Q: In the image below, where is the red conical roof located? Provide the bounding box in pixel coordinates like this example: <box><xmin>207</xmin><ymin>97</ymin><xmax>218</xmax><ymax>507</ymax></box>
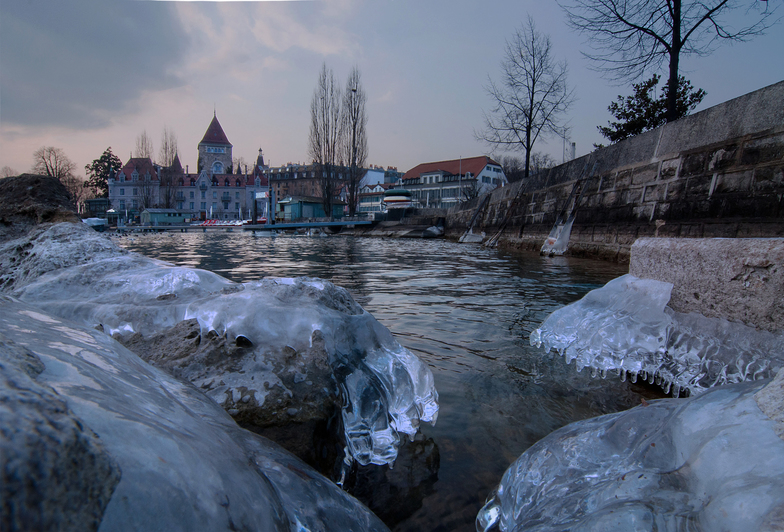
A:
<box><xmin>199</xmin><ymin>113</ymin><xmax>232</xmax><ymax>147</ymax></box>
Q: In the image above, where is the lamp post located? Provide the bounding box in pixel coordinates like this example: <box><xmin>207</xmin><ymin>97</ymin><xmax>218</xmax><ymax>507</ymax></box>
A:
<box><xmin>459</xmin><ymin>156</ymin><xmax>462</xmax><ymax>206</ymax></box>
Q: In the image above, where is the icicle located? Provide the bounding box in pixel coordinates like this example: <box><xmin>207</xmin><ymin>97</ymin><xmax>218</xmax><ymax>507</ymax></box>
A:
<box><xmin>630</xmin><ymin>372</ymin><xmax>638</xmax><ymax>383</ymax></box>
<box><xmin>590</xmin><ymin>367</ymin><xmax>598</xmax><ymax>378</ymax></box>
<box><xmin>620</xmin><ymin>370</ymin><xmax>627</xmax><ymax>383</ymax></box>
<box><xmin>671</xmin><ymin>383</ymin><xmax>681</xmax><ymax>397</ymax></box>
<box><xmin>662</xmin><ymin>380</ymin><xmax>671</xmax><ymax>395</ymax></box>
<box><xmin>600</xmin><ymin>369</ymin><xmax>607</xmax><ymax>380</ymax></box>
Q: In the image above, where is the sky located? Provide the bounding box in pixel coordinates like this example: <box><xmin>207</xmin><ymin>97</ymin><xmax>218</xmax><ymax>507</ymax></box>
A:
<box><xmin>1</xmin><ymin>0</ymin><xmax>782</xmax><ymax>178</ymax></box>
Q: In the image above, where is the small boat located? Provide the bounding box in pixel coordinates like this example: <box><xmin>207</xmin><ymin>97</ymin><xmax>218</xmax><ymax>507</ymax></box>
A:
<box><xmin>382</xmin><ymin>189</ymin><xmax>412</xmax><ymax>211</ymax></box>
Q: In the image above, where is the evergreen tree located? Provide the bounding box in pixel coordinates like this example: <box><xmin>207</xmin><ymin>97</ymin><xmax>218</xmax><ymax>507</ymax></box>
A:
<box><xmin>598</xmin><ymin>75</ymin><xmax>705</xmax><ymax>143</ymax></box>
<box><xmin>84</xmin><ymin>147</ymin><xmax>122</xmax><ymax>198</ymax></box>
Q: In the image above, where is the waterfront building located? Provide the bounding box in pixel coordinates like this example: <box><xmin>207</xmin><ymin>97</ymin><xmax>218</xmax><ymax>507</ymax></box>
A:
<box><xmin>357</xmin><ymin>183</ymin><xmax>393</xmax><ymax>214</ymax></box>
<box><xmin>401</xmin><ymin>156</ymin><xmax>507</xmax><ymax>208</ymax></box>
<box><xmin>107</xmin><ymin>114</ymin><xmax>270</xmax><ymax>223</ymax></box>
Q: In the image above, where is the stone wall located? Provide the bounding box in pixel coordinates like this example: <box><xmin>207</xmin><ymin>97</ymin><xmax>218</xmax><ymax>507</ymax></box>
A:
<box><xmin>446</xmin><ymin>80</ymin><xmax>784</xmax><ymax>262</ymax></box>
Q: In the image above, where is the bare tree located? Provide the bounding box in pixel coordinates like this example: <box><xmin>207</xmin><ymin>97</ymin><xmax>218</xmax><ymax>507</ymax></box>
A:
<box><xmin>158</xmin><ymin>126</ymin><xmax>179</xmax><ymax>167</ymax></box>
<box><xmin>461</xmin><ymin>180</ymin><xmax>480</xmax><ymax>202</ymax></box>
<box><xmin>61</xmin><ymin>173</ymin><xmax>89</xmax><ymax>207</ymax></box>
<box><xmin>340</xmin><ymin>66</ymin><xmax>369</xmax><ymax>217</ymax></box>
<box><xmin>530</xmin><ymin>152</ymin><xmax>556</xmax><ymax>176</ymax></box>
<box><xmin>309</xmin><ymin>63</ymin><xmax>342</xmax><ymax>220</ymax></box>
<box><xmin>559</xmin><ymin>0</ymin><xmax>778</xmax><ymax>122</ymax></box>
<box><xmin>32</xmin><ymin>146</ymin><xmax>77</xmax><ymax>181</ymax></box>
<box><xmin>479</xmin><ymin>16</ymin><xmax>573</xmax><ymax>179</ymax></box>
<box><xmin>1</xmin><ymin>166</ymin><xmax>18</xmax><ymax>178</ymax></box>
<box><xmin>135</xmin><ymin>130</ymin><xmax>155</xmax><ymax>160</ymax></box>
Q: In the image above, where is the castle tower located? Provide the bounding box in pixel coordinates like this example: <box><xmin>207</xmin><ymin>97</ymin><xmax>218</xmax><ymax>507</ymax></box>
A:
<box><xmin>197</xmin><ymin>112</ymin><xmax>233</xmax><ymax>175</ymax></box>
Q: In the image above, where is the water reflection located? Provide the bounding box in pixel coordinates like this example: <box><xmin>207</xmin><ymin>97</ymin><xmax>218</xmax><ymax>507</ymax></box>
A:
<box><xmin>119</xmin><ymin>232</ymin><xmax>659</xmax><ymax>532</ymax></box>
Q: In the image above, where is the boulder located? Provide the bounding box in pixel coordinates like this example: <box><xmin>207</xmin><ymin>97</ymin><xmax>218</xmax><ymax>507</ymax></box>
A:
<box><xmin>0</xmin><ymin>329</ymin><xmax>120</xmax><ymax>532</ymax></box>
<box><xmin>0</xmin><ymin>174</ymin><xmax>79</xmax><ymax>243</ymax></box>
<box><xmin>4</xmin><ymin>222</ymin><xmax>438</xmax><ymax>468</ymax></box>
<box><xmin>478</xmin><ymin>375</ymin><xmax>784</xmax><ymax>532</ymax></box>
<box><xmin>0</xmin><ymin>294</ymin><xmax>389</xmax><ymax>531</ymax></box>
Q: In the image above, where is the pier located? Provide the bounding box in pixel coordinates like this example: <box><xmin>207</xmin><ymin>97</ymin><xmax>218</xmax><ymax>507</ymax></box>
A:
<box><xmin>113</xmin><ymin>220</ymin><xmax>373</xmax><ymax>233</ymax></box>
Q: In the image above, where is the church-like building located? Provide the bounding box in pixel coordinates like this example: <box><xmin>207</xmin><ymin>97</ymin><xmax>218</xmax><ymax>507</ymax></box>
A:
<box><xmin>107</xmin><ymin>113</ymin><xmax>270</xmax><ymax>222</ymax></box>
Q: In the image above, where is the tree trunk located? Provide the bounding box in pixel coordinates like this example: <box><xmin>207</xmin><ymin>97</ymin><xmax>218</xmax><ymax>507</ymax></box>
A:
<box><xmin>666</xmin><ymin>0</ymin><xmax>682</xmax><ymax>123</ymax></box>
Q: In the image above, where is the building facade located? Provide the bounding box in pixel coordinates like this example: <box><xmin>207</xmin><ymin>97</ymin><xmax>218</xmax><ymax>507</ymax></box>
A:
<box><xmin>107</xmin><ymin>114</ymin><xmax>270</xmax><ymax>223</ymax></box>
<box><xmin>401</xmin><ymin>156</ymin><xmax>507</xmax><ymax>209</ymax></box>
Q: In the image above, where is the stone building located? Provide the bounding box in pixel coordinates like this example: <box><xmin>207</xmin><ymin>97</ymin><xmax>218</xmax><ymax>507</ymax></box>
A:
<box><xmin>107</xmin><ymin>114</ymin><xmax>270</xmax><ymax>222</ymax></box>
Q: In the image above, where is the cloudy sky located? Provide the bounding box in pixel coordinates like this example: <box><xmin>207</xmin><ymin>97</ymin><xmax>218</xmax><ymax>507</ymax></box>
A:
<box><xmin>1</xmin><ymin>0</ymin><xmax>781</xmax><ymax>177</ymax></box>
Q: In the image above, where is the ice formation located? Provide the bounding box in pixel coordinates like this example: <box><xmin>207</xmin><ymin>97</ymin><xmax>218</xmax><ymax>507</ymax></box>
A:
<box><xmin>530</xmin><ymin>274</ymin><xmax>784</xmax><ymax>396</ymax></box>
<box><xmin>0</xmin><ymin>294</ymin><xmax>389</xmax><ymax>531</ymax></box>
<box><xmin>7</xmin><ymin>223</ymin><xmax>438</xmax><ymax>467</ymax></box>
<box><xmin>477</xmin><ymin>376</ymin><xmax>784</xmax><ymax>531</ymax></box>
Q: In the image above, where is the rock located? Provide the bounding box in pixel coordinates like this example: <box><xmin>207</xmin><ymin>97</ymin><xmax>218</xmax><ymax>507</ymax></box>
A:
<box><xmin>478</xmin><ymin>377</ymin><xmax>784</xmax><ymax>532</ymax></box>
<box><xmin>5</xmin><ymin>222</ymin><xmax>438</xmax><ymax>468</ymax></box>
<box><xmin>0</xmin><ymin>327</ymin><xmax>121</xmax><ymax>532</ymax></box>
<box><xmin>0</xmin><ymin>174</ymin><xmax>79</xmax><ymax>244</ymax></box>
<box><xmin>0</xmin><ymin>294</ymin><xmax>389</xmax><ymax>531</ymax></box>
<box><xmin>630</xmin><ymin>237</ymin><xmax>784</xmax><ymax>332</ymax></box>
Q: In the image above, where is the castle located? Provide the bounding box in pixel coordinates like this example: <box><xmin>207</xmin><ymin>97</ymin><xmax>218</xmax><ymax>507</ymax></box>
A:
<box><xmin>107</xmin><ymin>113</ymin><xmax>270</xmax><ymax>222</ymax></box>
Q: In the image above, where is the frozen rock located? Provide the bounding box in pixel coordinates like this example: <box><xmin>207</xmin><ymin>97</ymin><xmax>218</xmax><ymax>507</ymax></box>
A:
<box><xmin>0</xmin><ymin>329</ymin><xmax>120</xmax><ymax>532</ymax></box>
<box><xmin>4</xmin><ymin>222</ymin><xmax>438</xmax><ymax>467</ymax></box>
<box><xmin>477</xmin><ymin>375</ymin><xmax>784</xmax><ymax>532</ymax></box>
<box><xmin>530</xmin><ymin>274</ymin><xmax>784</xmax><ymax>396</ymax></box>
<box><xmin>0</xmin><ymin>294</ymin><xmax>389</xmax><ymax>531</ymax></box>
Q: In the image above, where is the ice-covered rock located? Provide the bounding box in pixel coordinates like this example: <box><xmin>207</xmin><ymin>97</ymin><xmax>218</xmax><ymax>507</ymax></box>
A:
<box><xmin>0</xmin><ymin>293</ymin><xmax>389</xmax><ymax>531</ymax></box>
<box><xmin>0</xmin><ymin>330</ymin><xmax>121</xmax><ymax>532</ymax></box>
<box><xmin>3</xmin><ymin>222</ymin><xmax>438</xmax><ymax>467</ymax></box>
<box><xmin>477</xmin><ymin>375</ymin><xmax>784</xmax><ymax>532</ymax></box>
<box><xmin>530</xmin><ymin>274</ymin><xmax>784</xmax><ymax>396</ymax></box>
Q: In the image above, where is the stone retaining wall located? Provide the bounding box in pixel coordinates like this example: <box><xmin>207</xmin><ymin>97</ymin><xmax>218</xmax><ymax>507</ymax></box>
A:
<box><xmin>446</xmin><ymin>81</ymin><xmax>784</xmax><ymax>262</ymax></box>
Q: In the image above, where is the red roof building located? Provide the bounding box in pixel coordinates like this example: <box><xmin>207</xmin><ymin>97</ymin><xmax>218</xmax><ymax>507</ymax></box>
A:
<box><xmin>401</xmin><ymin>156</ymin><xmax>507</xmax><ymax>208</ymax></box>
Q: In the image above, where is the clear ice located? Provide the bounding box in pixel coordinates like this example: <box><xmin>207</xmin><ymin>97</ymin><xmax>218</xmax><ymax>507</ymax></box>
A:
<box><xmin>476</xmin><ymin>377</ymin><xmax>784</xmax><ymax>531</ymax></box>
<box><xmin>8</xmin><ymin>223</ymin><xmax>438</xmax><ymax>468</ymax></box>
<box><xmin>530</xmin><ymin>274</ymin><xmax>784</xmax><ymax>396</ymax></box>
<box><xmin>0</xmin><ymin>294</ymin><xmax>390</xmax><ymax>531</ymax></box>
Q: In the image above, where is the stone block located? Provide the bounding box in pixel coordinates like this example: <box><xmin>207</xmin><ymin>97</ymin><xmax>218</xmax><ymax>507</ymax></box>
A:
<box><xmin>632</xmin><ymin>204</ymin><xmax>653</xmax><ymax>221</ymax></box>
<box><xmin>601</xmin><ymin>191</ymin><xmax>617</xmax><ymax>207</ymax></box>
<box><xmin>681</xmin><ymin>152</ymin><xmax>708</xmax><ymax>177</ymax></box>
<box><xmin>707</xmin><ymin>145</ymin><xmax>739</xmax><ymax>172</ymax></box>
<box><xmin>715</xmin><ymin>171</ymin><xmax>753</xmax><ymax>194</ymax></box>
<box><xmin>665</xmin><ymin>178</ymin><xmax>687</xmax><ymax>200</ymax></box>
<box><xmin>741</xmin><ymin>134</ymin><xmax>784</xmax><ymax>166</ymax></box>
<box><xmin>644</xmin><ymin>184</ymin><xmax>667</xmax><ymax>202</ymax></box>
<box><xmin>754</xmin><ymin>166</ymin><xmax>784</xmax><ymax>193</ymax></box>
<box><xmin>613</xmin><ymin>170</ymin><xmax>632</xmax><ymax>189</ymax></box>
<box><xmin>630</xmin><ymin>237</ymin><xmax>784</xmax><ymax>332</ymax></box>
<box><xmin>631</xmin><ymin>163</ymin><xmax>659</xmax><ymax>185</ymax></box>
<box><xmin>686</xmin><ymin>174</ymin><xmax>714</xmax><ymax>196</ymax></box>
<box><xmin>702</xmin><ymin>223</ymin><xmax>738</xmax><ymax>238</ymax></box>
<box><xmin>660</xmin><ymin>158</ymin><xmax>680</xmax><ymax>179</ymax></box>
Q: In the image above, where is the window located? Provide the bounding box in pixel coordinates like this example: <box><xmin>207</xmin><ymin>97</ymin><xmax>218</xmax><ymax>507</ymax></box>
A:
<box><xmin>132</xmin><ymin>200</ymin><xmax>138</xmax><ymax>209</ymax></box>
<box><xmin>212</xmin><ymin>202</ymin><xmax>217</xmax><ymax>210</ymax></box>
<box><xmin>190</xmin><ymin>191</ymin><xmax>194</xmax><ymax>199</ymax></box>
<box><xmin>235</xmin><ymin>192</ymin><xmax>240</xmax><ymax>199</ymax></box>
<box><xmin>119</xmin><ymin>200</ymin><xmax>125</xmax><ymax>210</ymax></box>
<box><xmin>212</xmin><ymin>161</ymin><xmax>223</xmax><ymax>174</ymax></box>
<box><xmin>201</xmin><ymin>191</ymin><xmax>206</xmax><ymax>199</ymax></box>
<box><xmin>200</xmin><ymin>202</ymin><xmax>206</xmax><ymax>210</ymax></box>
<box><xmin>177</xmin><ymin>202</ymin><xmax>184</xmax><ymax>209</ymax></box>
<box><xmin>120</xmin><ymin>188</ymin><xmax>125</xmax><ymax>196</ymax></box>
<box><xmin>213</xmin><ymin>192</ymin><xmax>217</xmax><ymax>199</ymax></box>
<box><xmin>133</xmin><ymin>188</ymin><xmax>138</xmax><ymax>196</ymax></box>
<box><xmin>235</xmin><ymin>202</ymin><xmax>240</xmax><ymax>210</ymax></box>
<box><xmin>223</xmin><ymin>202</ymin><xmax>229</xmax><ymax>209</ymax></box>
<box><xmin>190</xmin><ymin>202</ymin><xmax>194</xmax><ymax>210</ymax></box>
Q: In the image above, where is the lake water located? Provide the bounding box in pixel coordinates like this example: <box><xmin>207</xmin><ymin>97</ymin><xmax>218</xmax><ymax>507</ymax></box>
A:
<box><xmin>119</xmin><ymin>232</ymin><xmax>663</xmax><ymax>532</ymax></box>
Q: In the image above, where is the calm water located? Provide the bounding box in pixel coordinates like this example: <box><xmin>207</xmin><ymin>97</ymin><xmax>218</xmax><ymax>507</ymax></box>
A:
<box><xmin>119</xmin><ymin>232</ymin><xmax>660</xmax><ymax>532</ymax></box>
